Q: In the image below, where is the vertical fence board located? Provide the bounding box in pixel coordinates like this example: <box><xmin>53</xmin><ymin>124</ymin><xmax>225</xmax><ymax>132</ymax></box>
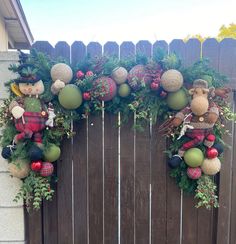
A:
<box><xmin>217</xmin><ymin>38</ymin><xmax>236</xmax><ymax>244</ymax></box>
<box><xmin>153</xmin><ymin>40</ymin><xmax>168</xmax><ymax>54</ymax></box>
<box><xmin>104</xmin><ymin>115</ymin><xmax>118</xmax><ymax>244</ymax></box>
<box><xmin>25</xmin><ymin>209</ymin><xmax>43</xmax><ymax>244</ymax></box>
<box><xmin>31</xmin><ymin>41</ymin><xmax>54</xmax><ymax>56</ymax></box>
<box><xmin>169</xmin><ymin>39</ymin><xmax>186</xmax><ymax>65</ymax></box>
<box><xmin>120</xmin><ymin>117</ymin><xmax>135</xmax><ymax>244</ymax></box>
<box><xmin>230</xmin><ymin>92</ymin><xmax>236</xmax><ymax>244</ymax></box>
<box><xmin>43</xmin><ymin>181</ymin><xmax>58</xmax><ymax>244</ymax></box>
<box><xmin>87</xmin><ymin>42</ymin><xmax>102</xmax><ymax>58</ymax></box>
<box><xmin>71</xmin><ymin>41</ymin><xmax>87</xmax><ymax>66</ymax></box>
<box><xmin>88</xmin><ymin>115</ymin><xmax>103</xmax><ymax>244</ymax></box>
<box><xmin>136</xmin><ymin>40</ymin><xmax>152</xmax><ymax>58</ymax></box>
<box><xmin>151</xmin><ymin>122</ymin><xmax>167</xmax><ymax>244</ymax></box>
<box><xmin>120</xmin><ymin>41</ymin><xmax>135</xmax><ymax>59</ymax></box>
<box><xmin>185</xmin><ymin>39</ymin><xmax>201</xmax><ymax>66</ymax></box>
<box><xmin>135</xmin><ymin>125</ymin><xmax>150</xmax><ymax>244</ymax></box>
<box><xmin>54</xmin><ymin>41</ymin><xmax>70</xmax><ymax>61</ymax></box>
<box><xmin>73</xmin><ymin>119</ymin><xmax>88</xmax><ymax>244</ymax></box>
<box><xmin>202</xmin><ymin>38</ymin><xmax>219</xmax><ymax>70</ymax></box>
<box><xmin>57</xmin><ymin>138</ymin><xmax>73</xmax><ymax>244</ymax></box>
<box><xmin>104</xmin><ymin>42</ymin><xmax>119</xmax><ymax>57</ymax></box>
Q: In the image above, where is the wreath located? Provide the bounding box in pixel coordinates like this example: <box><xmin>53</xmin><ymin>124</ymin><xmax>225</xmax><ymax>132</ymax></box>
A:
<box><xmin>0</xmin><ymin>49</ymin><xmax>234</xmax><ymax>210</ymax></box>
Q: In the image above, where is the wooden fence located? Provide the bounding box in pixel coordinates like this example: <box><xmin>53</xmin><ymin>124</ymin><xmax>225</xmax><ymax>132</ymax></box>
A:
<box><xmin>25</xmin><ymin>39</ymin><xmax>236</xmax><ymax>244</ymax></box>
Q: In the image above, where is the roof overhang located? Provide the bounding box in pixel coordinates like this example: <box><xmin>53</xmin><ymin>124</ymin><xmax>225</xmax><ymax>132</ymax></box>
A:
<box><xmin>0</xmin><ymin>0</ymin><xmax>34</xmax><ymax>49</ymax></box>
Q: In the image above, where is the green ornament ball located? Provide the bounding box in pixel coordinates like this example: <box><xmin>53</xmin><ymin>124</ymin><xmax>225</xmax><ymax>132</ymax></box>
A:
<box><xmin>166</xmin><ymin>89</ymin><xmax>188</xmax><ymax>110</ymax></box>
<box><xmin>184</xmin><ymin>148</ymin><xmax>204</xmax><ymax>167</ymax></box>
<box><xmin>118</xmin><ymin>83</ymin><xmax>131</xmax><ymax>97</ymax></box>
<box><xmin>58</xmin><ymin>84</ymin><xmax>82</xmax><ymax>109</ymax></box>
<box><xmin>43</xmin><ymin>144</ymin><xmax>61</xmax><ymax>162</ymax></box>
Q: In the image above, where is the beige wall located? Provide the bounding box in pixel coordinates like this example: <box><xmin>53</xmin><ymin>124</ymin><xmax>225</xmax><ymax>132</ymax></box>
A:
<box><xmin>0</xmin><ymin>15</ymin><xmax>8</xmax><ymax>51</ymax></box>
<box><xmin>0</xmin><ymin>51</ymin><xmax>25</xmax><ymax>244</ymax></box>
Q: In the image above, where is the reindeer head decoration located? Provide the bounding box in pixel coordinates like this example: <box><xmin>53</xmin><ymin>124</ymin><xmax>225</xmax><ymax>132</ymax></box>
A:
<box><xmin>189</xmin><ymin>79</ymin><xmax>215</xmax><ymax>116</ymax></box>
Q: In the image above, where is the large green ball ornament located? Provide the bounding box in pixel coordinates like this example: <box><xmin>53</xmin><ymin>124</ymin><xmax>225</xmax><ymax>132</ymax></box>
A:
<box><xmin>166</xmin><ymin>89</ymin><xmax>188</xmax><ymax>110</ymax></box>
<box><xmin>43</xmin><ymin>144</ymin><xmax>61</xmax><ymax>162</ymax></box>
<box><xmin>118</xmin><ymin>83</ymin><xmax>131</xmax><ymax>97</ymax></box>
<box><xmin>184</xmin><ymin>148</ymin><xmax>204</xmax><ymax>167</ymax></box>
<box><xmin>58</xmin><ymin>84</ymin><xmax>82</xmax><ymax>109</ymax></box>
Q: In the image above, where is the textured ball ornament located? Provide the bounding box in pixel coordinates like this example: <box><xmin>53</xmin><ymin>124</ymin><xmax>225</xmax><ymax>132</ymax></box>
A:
<box><xmin>29</xmin><ymin>145</ymin><xmax>43</xmax><ymax>161</ymax></box>
<box><xmin>184</xmin><ymin>148</ymin><xmax>204</xmax><ymax>167</ymax></box>
<box><xmin>166</xmin><ymin>89</ymin><xmax>188</xmax><ymax>110</ymax></box>
<box><xmin>93</xmin><ymin>76</ymin><xmax>117</xmax><ymax>101</ymax></box>
<box><xmin>8</xmin><ymin>160</ymin><xmax>30</xmax><ymax>179</ymax></box>
<box><xmin>51</xmin><ymin>63</ymin><xmax>73</xmax><ymax>83</ymax></box>
<box><xmin>161</xmin><ymin>69</ymin><xmax>183</xmax><ymax>92</ymax></box>
<box><xmin>40</xmin><ymin>162</ymin><xmax>54</xmax><ymax>177</ymax></box>
<box><xmin>168</xmin><ymin>155</ymin><xmax>182</xmax><ymax>168</ymax></box>
<box><xmin>212</xmin><ymin>143</ymin><xmax>224</xmax><ymax>155</ymax></box>
<box><xmin>128</xmin><ymin>65</ymin><xmax>151</xmax><ymax>90</ymax></box>
<box><xmin>43</xmin><ymin>144</ymin><xmax>61</xmax><ymax>162</ymax></box>
<box><xmin>201</xmin><ymin>157</ymin><xmax>221</xmax><ymax>175</ymax></box>
<box><xmin>187</xmin><ymin>167</ymin><xmax>202</xmax><ymax>179</ymax></box>
<box><xmin>118</xmin><ymin>83</ymin><xmax>131</xmax><ymax>97</ymax></box>
<box><xmin>58</xmin><ymin>84</ymin><xmax>82</xmax><ymax>109</ymax></box>
<box><xmin>111</xmin><ymin>67</ymin><xmax>128</xmax><ymax>84</ymax></box>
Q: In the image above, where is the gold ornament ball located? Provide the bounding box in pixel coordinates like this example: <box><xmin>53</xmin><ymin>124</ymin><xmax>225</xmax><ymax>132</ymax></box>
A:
<box><xmin>51</xmin><ymin>63</ymin><xmax>73</xmax><ymax>83</ymax></box>
<box><xmin>201</xmin><ymin>157</ymin><xmax>221</xmax><ymax>175</ymax></box>
<box><xmin>111</xmin><ymin>67</ymin><xmax>128</xmax><ymax>84</ymax></box>
<box><xmin>8</xmin><ymin>160</ymin><xmax>30</xmax><ymax>179</ymax></box>
<box><xmin>161</xmin><ymin>69</ymin><xmax>184</xmax><ymax>92</ymax></box>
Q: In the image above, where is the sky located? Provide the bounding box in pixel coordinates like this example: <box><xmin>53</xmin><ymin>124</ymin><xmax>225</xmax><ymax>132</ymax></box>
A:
<box><xmin>21</xmin><ymin>0</ymin><xmax>236</xmax><ymax>46</ymax></box>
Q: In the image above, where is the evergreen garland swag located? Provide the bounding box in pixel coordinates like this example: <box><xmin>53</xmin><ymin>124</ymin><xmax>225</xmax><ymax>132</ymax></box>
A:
<box><xmin>0</xmin><ymin>48</ymin><xmax>235</xmax><ymax>210</ymax></box>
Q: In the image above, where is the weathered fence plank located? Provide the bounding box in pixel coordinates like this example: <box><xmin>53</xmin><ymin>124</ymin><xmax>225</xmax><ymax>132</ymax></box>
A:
<box><xmin>73</xmin><ymin>119</ymin><xmax>88</xmax><ymax>244</ymax></box>
<box><xmin>153</xmin><ymin>40</ymin><xmax>168</xmax><ymax>54</ymax></box>
<box><xmin>120</xmin><ymin>41</ymin><xmax>135</xmax><ymax>59</ymax></box>
<box><xmin>54</xmin><ymin>41</ymin><xmax>70</xmax><ymax>61</ymax></box>
<box><xmin>31</xmin><ymin>41</ymin><xmax>54</xmax><ymax>56</ymax></box>
<box><xmin>169</xmin><ymin>39</ymin><xmax>186</xmax><ymax>65</ymax></box>
<box><xmin>185</xmin><ymin>38</ymin><xmax>201</xmax><ymax>66</ymax></box>
<box><xmin>104</xmin><ymin>115</ymin><xmax>118</xmax><ymax>244</ymax></box>
<box><xmin>216</xmin><ymin>38</ymin><xmax>235</xmax><ymax>244</ymax></box>
<box><xmin>136</xmin><ymin>40</ymin><xmax>152</xmax><ymax>58</ymax></box>
<box><xmin>71</xmin><ymin>41</ymin><xmax>86</xmax><ymax>66</ymax></box>
<box><xmin>135</xmin><ymin>124</ymin><xmax>151</xmax><ymax>244</ymax></box>
<box><xmin>151</xmin><ymin>121</ymin><xmax>167</xmax><ymax>244</ymax></box>
<box><xmin>120</xmin><ymin>117</ymin><xmax>135</xmax><ymax>244</ymax></box>
<box><xmin>104</xmin><ymin>41</ymin><xmax>119</xmax><ymax>57</ymax></box>
<box><xmin>202</xmin><ymin>38</ymin><xmax>219</xmax><ymax>70</ymax></box>
<box><xmin>88</xmin><ymin>115</ymin><xmax>103</xmax><ymax>244</ymax></box>
<box><xmin>57</xmin><ymin>137</ymin><xmax>73</xmax><ymax>244</ymax></box>
<box><xmin>87</xmin><ymin>42</ymin><xmax>102</xmax><ymax>58</ymax></box>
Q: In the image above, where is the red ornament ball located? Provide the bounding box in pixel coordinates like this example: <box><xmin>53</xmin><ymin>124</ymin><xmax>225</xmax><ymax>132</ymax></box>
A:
<box><xmin>83</xmin><ymin>92</ymin><xmax>91</xmax><ymax>101</ymax></box>
<box><xmin>187</xmin><ymin>167</ymin><xmax>202</xmax><ymax>179</ymax></box>
<box><xmin>206</xmin><ymin>134</ymin><xmax>216</xmax><ymax>142</ymax></box>
<box><xmin>86</xmin><ymin>71</ymin><xmax>93</xmax><ymax>77</ymax></box>
<box><xmin>93</xmin><ymin>76</ymin><xmax>117</xmax><ymax>101</ymax></box>
<box><xmin>206</xmin><ymin>147</ymin><xmax>218</xmax><ymax>159</ymax></box>
<box><xmin>31</xmin><ymin>161</ymin><xmax>42</xmax><ymax>171</ymax></box>
<box><xmin>40</xmin><ymin>162</ymin><xmax>54</xmax><ymax>177</ymax></box>
<box><xmin>128</xmin><ymin>65</ymin><xmax>151</xmax><ymax>90</ymax></box>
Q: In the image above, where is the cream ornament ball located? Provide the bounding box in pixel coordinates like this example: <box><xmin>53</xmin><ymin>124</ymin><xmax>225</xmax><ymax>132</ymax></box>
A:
<box><xmin>50</xmin><ymin>63</ymin><xmax>73</xmax><ymax>83</ymax></box>
<box><xmin>201</xmin><ymin>157</ymin><xmax>221</xmax><ymax>175</ymax></box>
<box><xmin>161</xmin><ymin>69</ymin><xmax>184</xmax><ymax>92</ymax></box>
<box><xmin>111</xmin><ymin>67</ymin><xmax>128</xmax><ymax>84</ymax></box>
<box><xmin>8</xmin><ymin>160</ymin><xmax>30</xmax><ymax>179</ymax></box>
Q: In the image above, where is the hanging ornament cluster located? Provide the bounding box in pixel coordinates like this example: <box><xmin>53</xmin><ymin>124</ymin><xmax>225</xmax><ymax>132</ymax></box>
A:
<box><xmin>0</xmin><ymin>48</ymin><xmax>234</xmax><ymax>210</ymax></box>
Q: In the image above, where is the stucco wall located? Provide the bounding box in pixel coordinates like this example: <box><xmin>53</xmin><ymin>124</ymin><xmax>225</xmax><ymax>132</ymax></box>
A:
<box><xmin>0</xmin><ymin>51</ymin><xmax>25</xmax><ymax>244</ymax></box>
<box><xmin>0</xmin><ymin>15</ymin><xmax>8</xmax><ymax>52</ymax></box>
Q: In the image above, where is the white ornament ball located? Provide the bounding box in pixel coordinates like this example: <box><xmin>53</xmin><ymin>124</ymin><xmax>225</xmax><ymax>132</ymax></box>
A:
<box><xmin>161</xmin><ymin>69</ymin><xmax>183</xmax><ymax>92</ymax></box>
<box><xmin>8</xmin><ymin>160</ymin><xmax>30</xmax><ymax>179</ymax></box>
<box><xmin>51</xmin><ymin>63</ymin><xmax>73</xmax><ymax>83</ymax></box>
<box><xmin>111</xmin><ymin>67</ymin><xmax>128</xmax><ymax>84</ymax></box>
<box><xmin>201</xmin><ymin>157</ymin><xmax>221</xmax><ymax>175</ymax></box>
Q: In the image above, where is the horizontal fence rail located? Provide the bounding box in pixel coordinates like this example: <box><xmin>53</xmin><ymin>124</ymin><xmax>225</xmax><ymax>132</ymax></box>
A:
<box><xmin>24</xmin><ymin>39</ymin><xmax>236</xmax><ymax>244</ymax></box>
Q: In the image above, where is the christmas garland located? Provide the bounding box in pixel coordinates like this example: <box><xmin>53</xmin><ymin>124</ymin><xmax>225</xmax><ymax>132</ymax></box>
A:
<box><xmin>0</xmin><ymin>49</ymin><xmax>234</xmax><ymax>210</ymax></box>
